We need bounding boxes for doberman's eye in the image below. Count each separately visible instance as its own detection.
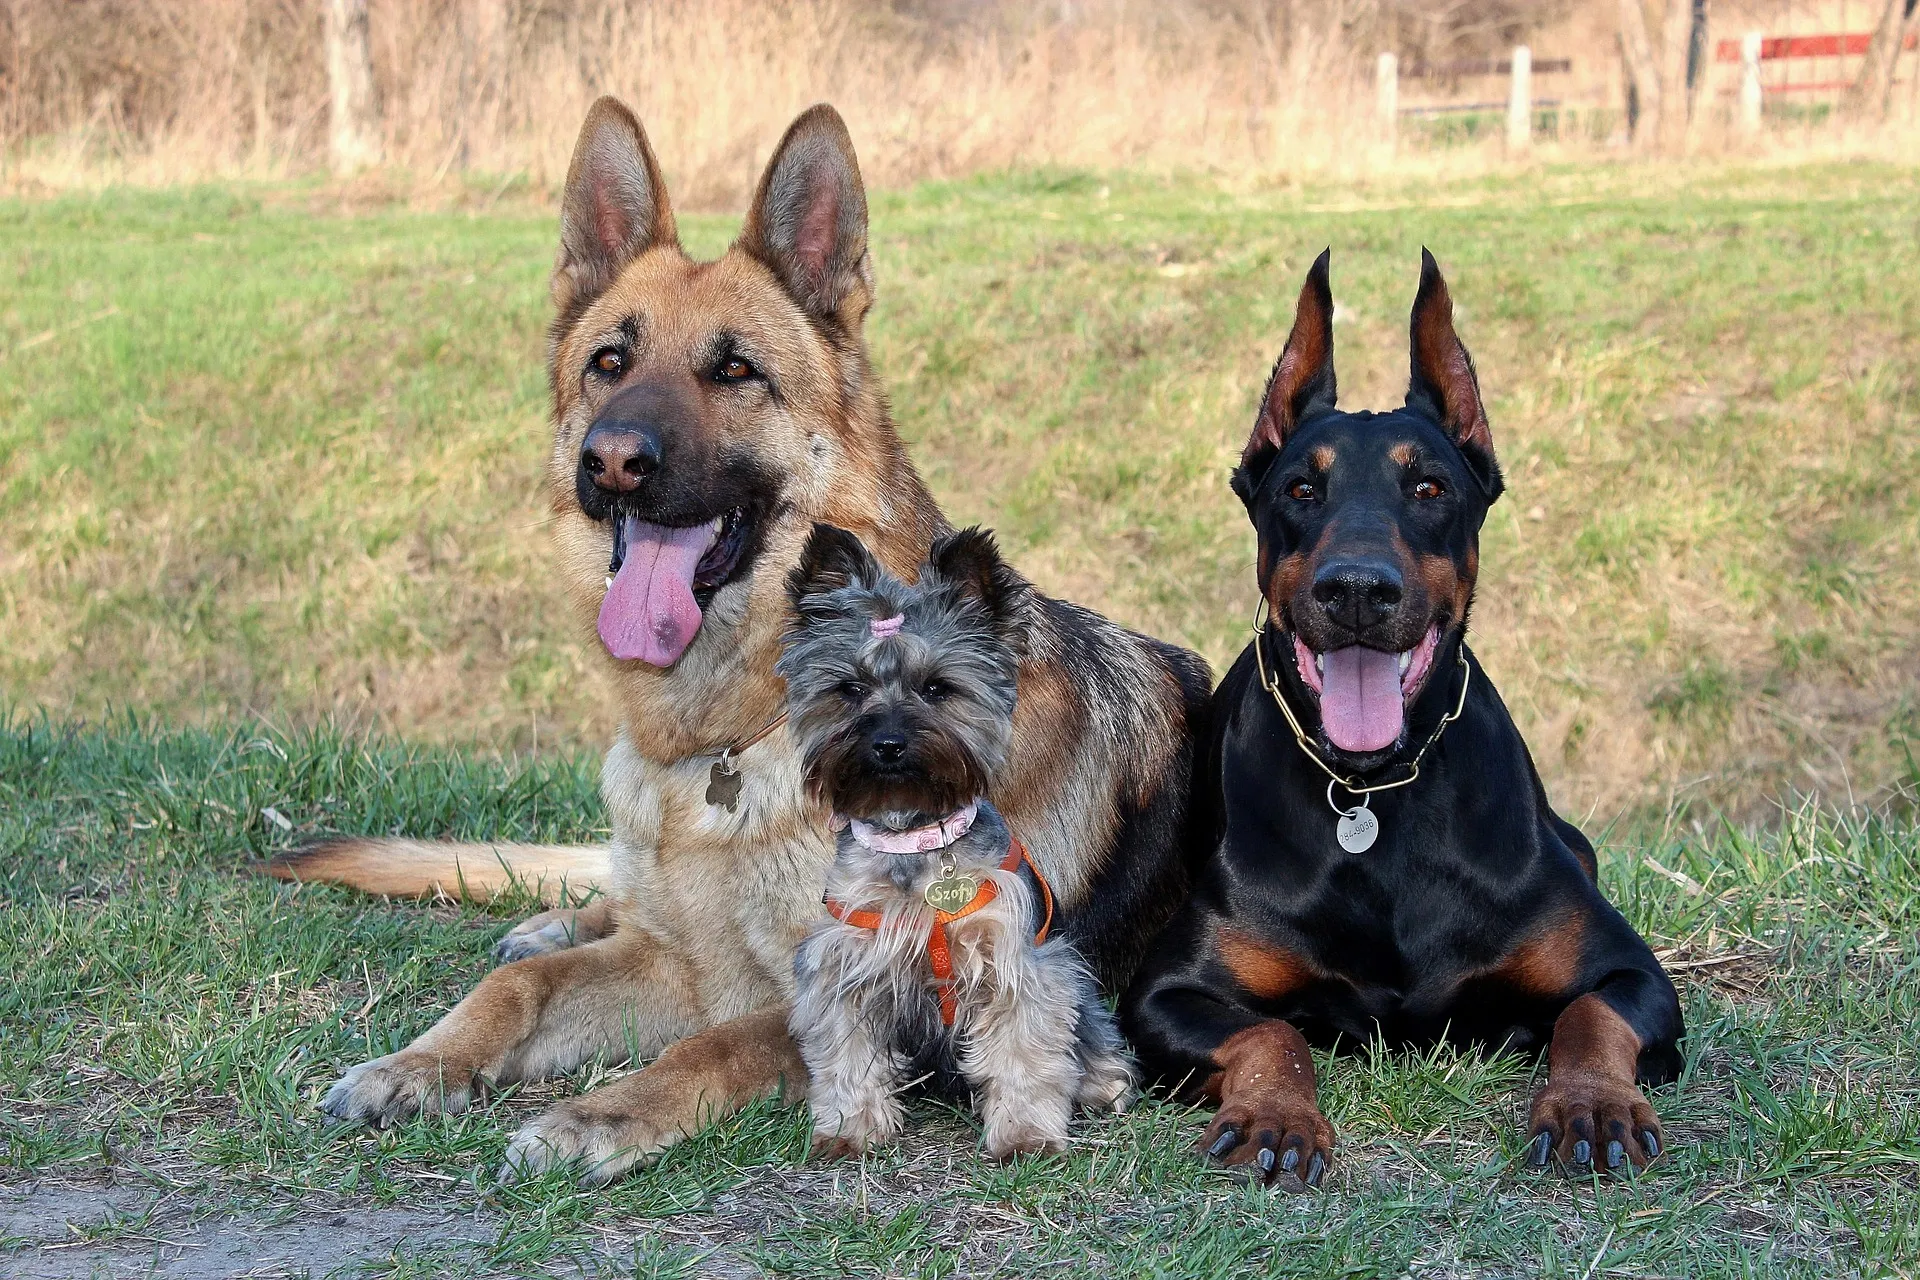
[715,356,756,383]
[837,680,868,702]
[1413,478,1447,501]
[1287,479,1318,502]
[921,679,952,703]
[590,347,625,378]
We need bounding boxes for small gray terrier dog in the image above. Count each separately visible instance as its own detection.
[778,522,1135,1161]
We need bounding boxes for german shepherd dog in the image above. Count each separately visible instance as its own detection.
[270,98,1209,1185]
[1121,251,1683,1188]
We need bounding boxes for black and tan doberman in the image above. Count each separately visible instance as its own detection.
[1122,249,1683,1187]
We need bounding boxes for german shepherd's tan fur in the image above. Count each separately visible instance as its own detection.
[271,97,1208,1186]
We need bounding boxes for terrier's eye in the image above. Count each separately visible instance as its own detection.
[837,680,868,702]
[1412,478,1446,500]
[1287,479,1317,502]
[590,347,625,378]
[921,679,951,703]
[715,356,756,383]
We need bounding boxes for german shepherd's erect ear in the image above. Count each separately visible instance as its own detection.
[926,527,1035,654]
[552,97,678,333]
[737,104,874,337]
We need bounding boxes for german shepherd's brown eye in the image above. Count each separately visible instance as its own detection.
[1413,478,1446,500]
[715,356,756,383]
[1287,479,1317,502]
[921,679,951,703]
[591,347,625,378]
[837,680,868,702]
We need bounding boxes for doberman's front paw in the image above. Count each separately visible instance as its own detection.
[1526,1073,1663,1176]
[1201,1101,1335,1190]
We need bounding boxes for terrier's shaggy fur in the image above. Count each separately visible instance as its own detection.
[780,524,1135,1160]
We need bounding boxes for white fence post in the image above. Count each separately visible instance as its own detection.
[1739,31,1764,133]
[1377,52,1400,150]
[1507,45,1533,153]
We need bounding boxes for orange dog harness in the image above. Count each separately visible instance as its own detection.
[823,836,1055,1026]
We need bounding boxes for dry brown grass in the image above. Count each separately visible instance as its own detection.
[0,0,1696,199]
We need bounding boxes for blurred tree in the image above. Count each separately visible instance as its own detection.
[325,0,382,172]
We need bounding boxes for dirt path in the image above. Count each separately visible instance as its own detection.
[1,1180,496,1279]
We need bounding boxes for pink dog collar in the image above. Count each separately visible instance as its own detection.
[842,801,979,854]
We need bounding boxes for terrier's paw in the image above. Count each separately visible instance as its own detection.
[1526,1074,1664,1176]
[1201,1099,1335,1191]
[320,1053,478,1128]
[983,1114,1070,1162]
[501,1098,676,1187]
[1075,1064,1137,1115]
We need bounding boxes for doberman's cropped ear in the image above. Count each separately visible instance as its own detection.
[788,523,885,616]
[1244,248,1338,468]
[1408,248,1502,501]
[927,527,1035,651]
[552,98,677,332]
[739,104,874,336]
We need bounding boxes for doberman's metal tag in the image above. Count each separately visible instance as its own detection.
[706,757,743,812]
[1336,803,1378,853]
[925,873,978,914]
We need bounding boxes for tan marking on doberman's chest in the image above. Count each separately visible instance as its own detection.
[1219,927,1318,1002]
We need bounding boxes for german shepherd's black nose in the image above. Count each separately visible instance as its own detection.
[580,423,660,494]
[1312,561,1404,632]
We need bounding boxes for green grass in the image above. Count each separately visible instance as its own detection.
[3,161,1918,819]
[3,714,1918,1277]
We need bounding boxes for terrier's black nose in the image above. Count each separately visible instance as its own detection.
[579,423,660,494]
[1311,560,1404,632]
[869,732,907,765]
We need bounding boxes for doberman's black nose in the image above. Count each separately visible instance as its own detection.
[1312,561,1404,632]
[579,423,661,494]
[869,731,908,766]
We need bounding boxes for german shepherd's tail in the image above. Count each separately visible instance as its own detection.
[265,838,608,905]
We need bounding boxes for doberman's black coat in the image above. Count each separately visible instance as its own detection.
[1121,250,1683,1188]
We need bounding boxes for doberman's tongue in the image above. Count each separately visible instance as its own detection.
[1319,646,1404,754]
[597,518,719,667]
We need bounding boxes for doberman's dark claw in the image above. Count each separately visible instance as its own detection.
[1280,1146,1300,1174]
[1305,1152,1327,1188]
[1207,1126,1240,1160]
[1527,1131,1553,1168]
[1606,1140,1626,1170]
[1256,1146,1276,1175]
[1571,1139,1592,1169]
[1641,1129,1661,1160]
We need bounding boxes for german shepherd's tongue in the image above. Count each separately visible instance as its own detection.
[1319,646,1404,754]
[597,517,720,667]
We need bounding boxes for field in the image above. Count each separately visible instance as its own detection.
[3,159,1919,1276]
[5,162,1919,817]
[3,721,1919,1277]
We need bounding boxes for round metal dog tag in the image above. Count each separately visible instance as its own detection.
[1336,805,1378,853]
[925,875,978,914]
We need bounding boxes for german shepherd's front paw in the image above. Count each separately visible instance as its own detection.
[1201,1100,1335,1191]
[492,902,611,964]
[500,1098,674,1187]
[320,1052,478,1127]
[1526,1074,1663,1176]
